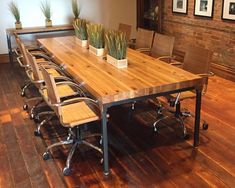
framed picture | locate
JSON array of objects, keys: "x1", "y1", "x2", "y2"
[
  {"x1": 222, "y1": 0, "x2": 235, "y2": 21},
  {"x1": 194, "y1": 0, "x2": 214, "y2": 18},
  {"x1": 172, "y1": 0, "x2": 188, "y2": 14}
]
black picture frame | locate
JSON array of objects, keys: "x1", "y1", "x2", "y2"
[
  {"x1": 172, "y1": 0, "x2": 188, "y2": 14},
  {"x1": 222, "y1": 0, "x2": 235, "y2": 21},
  {"x1": 194, "y1": 0, "x2": 214, "y2": 18}
]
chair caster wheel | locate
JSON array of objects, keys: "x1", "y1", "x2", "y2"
[
  {"x1": 203, "y1": 123, "x2": 209, "y2": 130},
  {"x1": 23, "y1": 104, "x2": 28, "y2": 110},
  {"x1": 63, "y1": 167, "x2": 71, "y2": 176},
  {"x1": 100, "y1": 158, "x2": 103, "y2": 164},
  {"x1": 21, "y1": 92, "x2": 25, "y2": 97},
  {"x1": 42, "y1": 152, "x2": 50, "y2": 160},
  {"x1": 183, "y1": 134, "x2": 190, "y2": 140},
  {"x1": 153, "y1": 127, "x2": 158, "y2": 133},
  {"x1": 34, "y1": 130, "x2": 41, "y2": 137},
  {"x1": 34, "y1": 116, "x2": 40, "y2": 123},
  {"x1": 99, "y1": 138, "x2": 103, "y2": 145},
  {"x1": 30, "y1": 113, "x2": 35, "y2": 119}
]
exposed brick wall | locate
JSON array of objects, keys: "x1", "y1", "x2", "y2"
[{"x1": 163, "y1": 0, "x2": 235, "y2": 67}]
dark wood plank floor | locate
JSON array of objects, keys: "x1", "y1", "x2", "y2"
[{"x1": 0, "y1": 63, "x2": 234, "y2": 188}]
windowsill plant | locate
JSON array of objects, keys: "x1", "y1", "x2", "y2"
[
  {"x1": 72, "y1": 0, "x2": 80, "y2": 21},
  {"x1": 9, "y1": 1, "x2": 22, "y2": 29},
  {"x1": 41, "y1": 0, "x2": 52, "y2": 27}
]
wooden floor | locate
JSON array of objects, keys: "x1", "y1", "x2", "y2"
[{"x1": 0, "y1": 63, "x2": 234, "y2": 188}]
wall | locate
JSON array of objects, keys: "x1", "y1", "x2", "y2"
[
  {"x1": 163, "y1": 1, "x2": 235, "y2": 67},
  {"x1": 0, "y1": 0, "x2": 136, "y2": 55},
  {"x1": 104, "y1": 0, "x2": 137, "y2": 38}
]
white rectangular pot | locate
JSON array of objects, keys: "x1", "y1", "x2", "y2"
[
  {"x1": 76, "y1": 38, "x2": 88, "y2": 48},
  {"x1": 107, "y1": 54, "x2": 128, "y2": 69},
  {"x1": 89, "y1": 45, "x2": 105, "y2": 57}
]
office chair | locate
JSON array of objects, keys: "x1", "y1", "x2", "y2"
[
  {"x1": 150, "y1": 33, "x2": 175, "y2": 63},
  {"x1": 153, "y1": 46, "x2": 213, "y2": 139},
  {"x1": 118, "y1": 23, "x2": 132, "y2": 41},
  {"x1": 40, "y1": 67, "x2": 103, "y2": 176},
  {"x1": 13, "y1": 32, "x2": 50, "y2": 62},
  {"x1": 15, "y1": 37, "x2": 58, "y2": 97},
  {"x1": 25, "y1": 50, "x2": 84, "y2": 136},
  {"x1": 17, "y1": 38, "x2": 64, "y2": 110}
]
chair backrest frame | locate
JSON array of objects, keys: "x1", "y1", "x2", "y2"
[
  {"x1": 135, "y1": 28, "x2": 154, "y2": 49},
  {"x1": 150, "y1": 33, "x2": 175, "y2": 58},
  {"x1": 118, "y1": 23, "x2": 132, "y2": 41},
  {"x1": 26, "y1": 50, "x2": 42, "y2": 83},
  {"x1": 182, "y1": 46, "x2": 212, "y2": 75},
  {"x1": 16, "y1": 37, "x2": 30, "y2": 66},
  {"x1": 41, "y1": 67, "x2": 61, "y2": 107}
]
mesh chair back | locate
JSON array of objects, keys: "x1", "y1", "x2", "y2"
[
  {"x1": 41, "y1": 67, "x2": 61, "y2": 116},
  {"x1": 16, "y1": 38, "x2": 29, "y2": 66},
  {"x1": 150, "y1": 33, "x2": 175, "y2": 58},
  {"x1": 135, "y1": 28, "x2": 154, "y2": 49},
  {"x1": 118, "y1": 23, "x2": 132, "y2": 41},
  {"x1": 182, "y1": 46, "x2": 212, "y2": 75},
  {"x1": 26, "y1": 50, "x2": 42, "y2": 82}
]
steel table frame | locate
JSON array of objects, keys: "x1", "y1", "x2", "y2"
[{"x1": 100, "y1": 85, "x2": 202, "y2": 175}]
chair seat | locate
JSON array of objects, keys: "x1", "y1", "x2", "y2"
[
  {"x1": 44, "y1": 68, "x2": 61, "y2": 77},
  {"x1": 170, "y1": 91, "x2": 196, "y2": 101},
  {"x1": 36, "y1": 58, "x2": 48, "y2": 63},
  {"x1": 42, "y1": 84, "x2": 77, "y2": 99},
  {"x1": 30, "y1": 68, "x2": 61, "y2": 80},
  {"x1": 61, "y1": 101, "x2": 99, "y2": 127}
]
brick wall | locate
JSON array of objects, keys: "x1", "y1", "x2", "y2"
[{"x1": 163, "y1": 0, "x2": 235, "y2": 67}]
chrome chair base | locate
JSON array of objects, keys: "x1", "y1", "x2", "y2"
[
  {"x1": 153, "y1": 100, "x2": 208, "y2": 139},
  {"x1": 34, "y1": 111, "x2": 56, "y2": 136},
  {"x1": 21, "y1": 82, "x2": 32, "y2": 97},
  {"x1": 153, "y1": 114, "x2": 189, "y2": 139},
  {"x1": 43, "y1": 127, "x2": 103, "y2": 176}
]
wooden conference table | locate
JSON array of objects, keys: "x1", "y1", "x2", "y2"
[{"x1": 38, "y1": 36, "x2": 204, "y2": 175}]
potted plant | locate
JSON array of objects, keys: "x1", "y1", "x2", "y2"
[
  {"x1": 105, "y1": 30, "x2": 128, "y2": 68},
  {"x1": 41, "y1": 0, "x2": 52, "y2": 27},
  {"x1": 71, "y1": 0, "x2": 80, "y2": 21},
  {"x1": 86, "y1": 23, "x2": 105, "y2": 56},
  {"x1": 73, "y1": 19, "x2": 88, "y2": 47},
  {"x1": 9, "y1": 1, "x2": 22, "y2": 29}
]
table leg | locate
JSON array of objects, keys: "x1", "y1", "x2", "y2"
[
  {"x1": 101, "y1": 105, "x2": 109, "y2": 175},
  {"x1": 194, "y1": 89, "x2": 202, "y2": 147},
  {"x1": 7, "y1": 34, "x2": 14, "y2": 64}
]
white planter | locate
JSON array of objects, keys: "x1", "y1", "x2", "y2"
[
  {"x1": 89, "y1": 45, "x2": 105, "y2": 57},
  {"x1": 45, "y1": 20, "x2": 52, "y2": 27},
  {"x1": 76, "y1": 38, "x2": 88, "y2": 48},
  {"x1": 107, "y1": 54, "x2": 128, "y2": 69},
  {"x1": 15, "y1": 22, "x2": 22, "y2": 29}
]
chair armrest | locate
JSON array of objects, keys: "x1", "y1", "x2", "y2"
[
  {"x1": 25, "y1": 69, "x2": 44, "y2": 84},
  {"x1": 13, "y1": 48, "x2": 20, "y2": 56},
  {"x1": 61, "y1": 97, "x2": 98, "y2": 107},
  {"x1": 49, "y1": 97, "x2": 99, "y2": 112},
  {"x1": 31, "y1": 52, "x2": 52, "y2": 61},
  {"x1": 197, "y1": 71, "x2": 214, "y2": 78},
  {"x1": 136, "y1": 48, "x2": 151, "y2": 53},
  {"x1": 157, "y1": 56, "x2": 173, "y2": 63},
  {"x1": 55, "y1": 81, "x2": 86, "y2": 96},
  {"x1": 39, "y1": 62, "x2": 62, "y2": 70},
  {"x1": 196, "y1": 72, "x2": 214, "y2": 95},
  {"x1": 170, "y1": 62, "x2": 182, "y2": 66},
  {"x1": 128, "y1": 39, "x2": 136, "y2": 49},
  {"x1": 17, "y1": 56, "x2": 30, "y2": 68}
]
